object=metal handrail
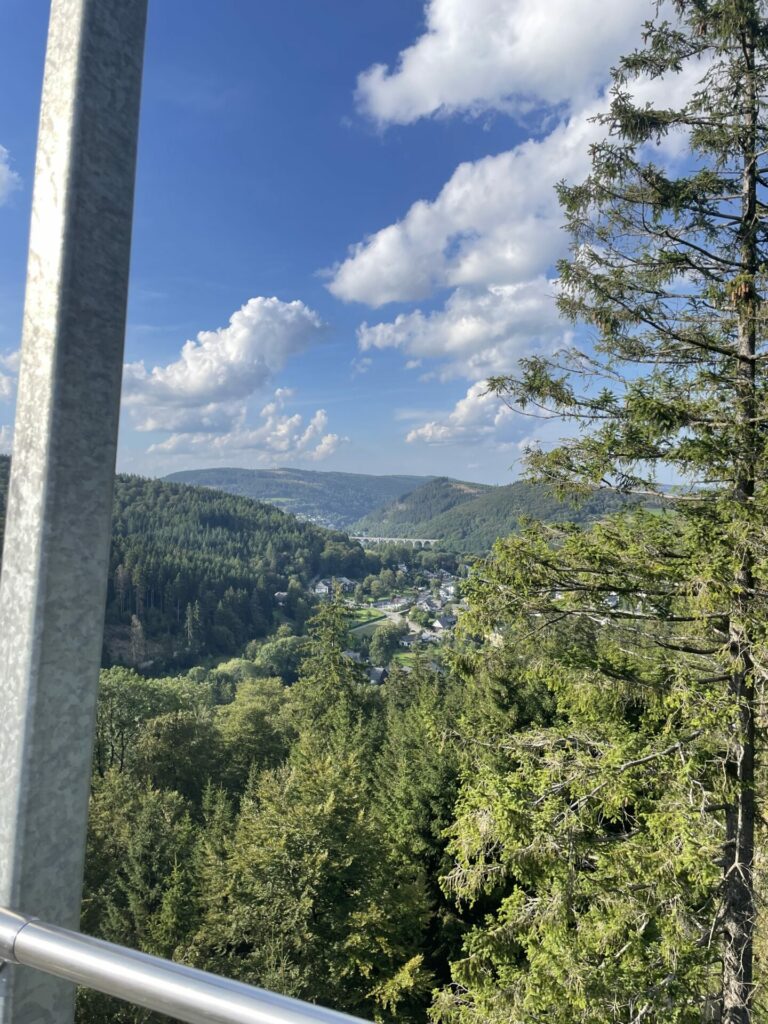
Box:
[0,908,370,1024]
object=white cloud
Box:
[405,382,518,445]
[339,10,708,450]
[123,296,325,434]
[356,0,650,125]
[359,278,569,380]
[0,350,20,374]
[328,108,600,308]
[122,297,345,465]
[405,382,568,457]
[0,350,20,402]
[149,388,345,464]
[0,147,20,205]
[307,432,344,461]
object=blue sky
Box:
[0,0,663,483]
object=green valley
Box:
[163,466,433,528]
[354,475,637,552]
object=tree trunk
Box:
[722,22,758,1023]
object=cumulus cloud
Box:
[338,5,708,450]
[123,297,325,432]
[122,297,344,465]
[332,55,701,313]
[307,431,345,462]
[356,0,650,125]
[0,147,20,205]
[406,383,572,457]
[328,108,600,307]
[149,388,345,464]
[405,383,518,445]
[358,278,569,380]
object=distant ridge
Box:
[354,476,638,552]
[163,467,434,529]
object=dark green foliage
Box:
[78,601,440,1024]
[106,475,366,665]
[355,477,492,535]
[354,476,640,552]
[0,457,369,666]
[374,664,468,985]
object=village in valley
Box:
[278,560,464,684]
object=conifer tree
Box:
[191,731,431,1021]
[184,599,202,655]
[290,591,371,729]
[461,2,768,1020]
[375,666,465,989]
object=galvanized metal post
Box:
[0,2,147,1022]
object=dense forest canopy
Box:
[163,466,638,551]
[78,605,468,1024]
[0,457,438,667]
[353,476,642,552]
[106,474,369,665]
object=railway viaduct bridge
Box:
[351,535,440,549]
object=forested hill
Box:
[0,457,366,667]
[354,476,636,552]
[354,477,491,533]
[163,466,432,528]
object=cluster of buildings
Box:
[313,577,356,597]
[309,566,463,655]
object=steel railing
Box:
[0,908,370,1024]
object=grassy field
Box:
[349,608,388,626]
[391,651,417,668]
[348,608,388,636]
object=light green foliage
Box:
[93,667,213,777]
[245,633,308,684]
[192,730,431,1020]
[438,515,729,1023]
[214,676,293,789]
[369,620,409,667]
[466,3,768,1019]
